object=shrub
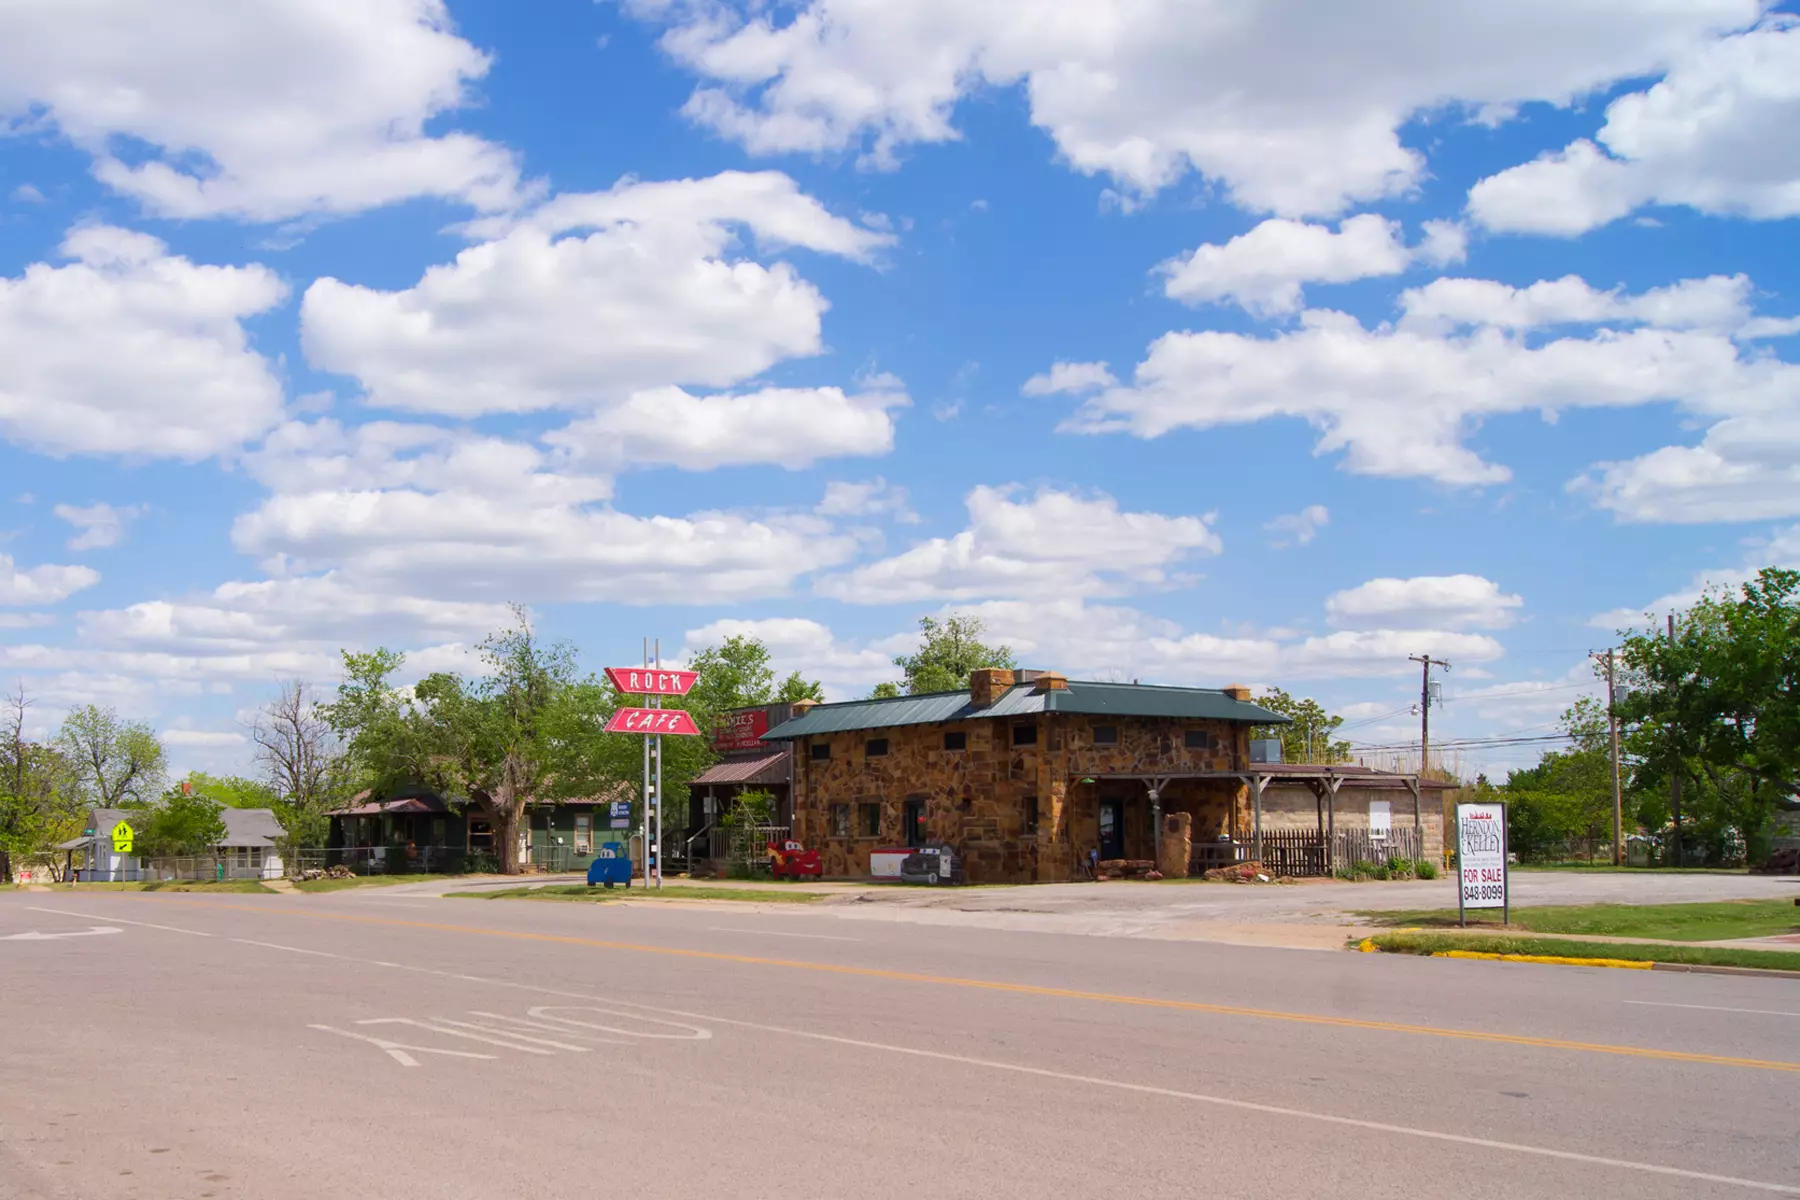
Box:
[1415,858,1439,880]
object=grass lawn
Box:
[292,873,461,894]
[446,884,827,903]
[1361,930,1800,972]
[1512,864,1749,874]
[1359,898,1800,941]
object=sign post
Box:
[605,647,701,891]
[1454,801,1508,927]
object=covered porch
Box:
[1081,764,1433,877]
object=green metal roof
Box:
[761,680,1288,740]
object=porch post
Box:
[1325,774,1344,875]
[1406,775,1423,865]
[1147,782,1163,863]
[1250,773,1266,861]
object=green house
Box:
[325,787,634,875]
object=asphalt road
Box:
[3,888,1798,1200]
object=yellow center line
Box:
[135,896,1799,1074]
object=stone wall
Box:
[792,707,1251,883]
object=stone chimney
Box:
[969,668,1015,708]
[1032,671,1069,692]
[1223,684,1252,701]
[791,699,820,715]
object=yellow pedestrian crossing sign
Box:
[110,821,134,854]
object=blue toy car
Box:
[586,842,633,888]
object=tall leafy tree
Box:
[136,786,227,858]
[1616,567,1800,863]
[888,616,1016,695]
[1,684,79,868]
[55,704,166,809]
[1250,688,1351,763]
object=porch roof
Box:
[691,750,790,787]
[1082,764,1455,790]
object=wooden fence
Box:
[1226,828,1424,878]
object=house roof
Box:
[691,750,790,787]
[761,680,1289,741]
[217,808,285,848]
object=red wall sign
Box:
[605,667,700,696]
[606,707,702,736]
[713,707,772,753]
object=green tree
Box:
[774,672,825,704]
[868,681,902,699]
[1616,568,1800,864]
[889,616,1016,695]
[1501,697,1627,861]
[250,680,345,850]
[180,773,279,809]
[137,786,227,858]
[1249,688,1351,763]
[1,684,80,869]
[55,704,166,808]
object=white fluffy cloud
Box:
[0,0,523,221]
[680,616,899,697]
[1576,413,1800,523]
[629,0,1756,215]
[0,227,287,459]
[1469,20,1800,235]
[1021,361,1117,397]
[301,171,889,418]
[1325,574,1523,631]
[0,554,99,605]
[55,502,146,551]
[1265,505,1329,548]
[234,420,862,604]
[1399,273,1754,334]
[818,485,1221,603]
[546,382,906,472]
[1160,215,1441,316]
[1058,295,1800,502]
[815,478,920,524]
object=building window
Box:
[865,738,889,757]
[858,802,882,838]
[1023,796,1039,836]
[829,804,850,838]
[574,813,592,855]
[1185,729,1213,750]
[1092,725,1118,745]
[429,817,446,847]
[467,819,494,853]
[810,741,831,761]
[943,731,966,751]
[1012,724,1038,747]
[903,798,926,847]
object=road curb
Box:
[1356,937,1800,979]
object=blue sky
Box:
[2,0,1798,780]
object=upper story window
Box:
[1012,724,1038,747]
[1185,729,1213,750]
[810,741,831,761]
[1092,725,1119,745]
[866,738,889,757]
[943,731,967,751]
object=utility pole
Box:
[1593,648,1624,867]
[1409,654,1450,865]
[1667,614,1681,867]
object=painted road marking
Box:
[310,1006,710,1067]
[27,905,213,937]
[1,926,121,940]
[146,897,1800,1076]
[285,940,1797,1193]
[1625,1000,1800,1018]
[705,926,862,941]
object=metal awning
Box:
[691,750,790,787]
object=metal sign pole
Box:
[1456,803,1466,929]
[654,637,663,890]
[1501,801,1510,927]
[641,637,650,884]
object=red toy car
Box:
[767,839,823,879]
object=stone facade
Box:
[792,706,1253,884]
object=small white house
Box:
[217,808,286,880]
[58,807,288,882]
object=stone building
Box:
[762,669,1447,884]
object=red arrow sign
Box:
[605,707,702,736]
[605,667,700,696]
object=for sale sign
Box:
[605,707,701,736]
[1456,802,1508,915]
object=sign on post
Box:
[1455,801,1508,925]
[604,707,702,736]
[110,821,134,855]
[608,800,631,830]
[713,707,772,753]
[604,667,699,697]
